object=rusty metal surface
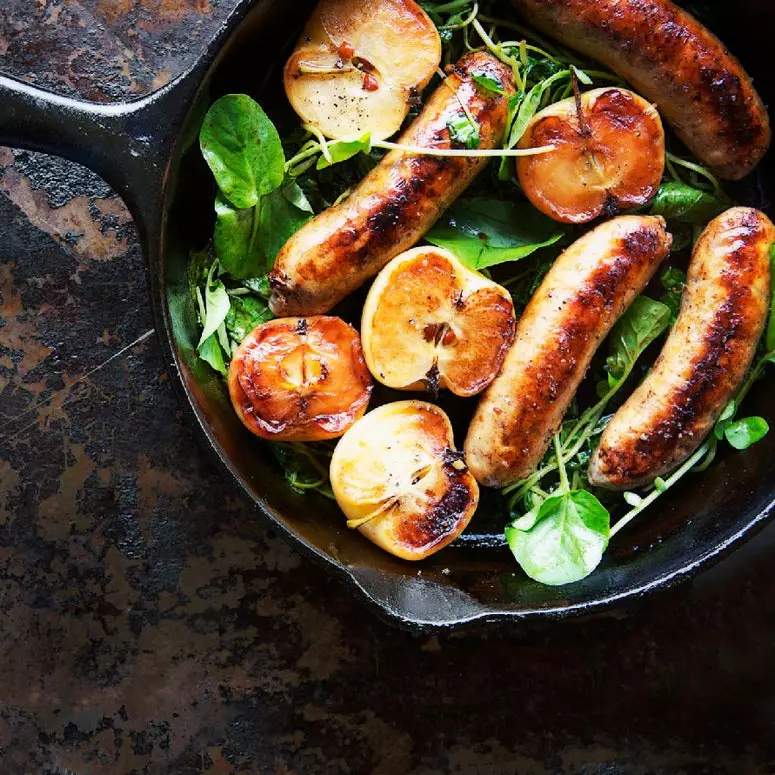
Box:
[2,2,775,773]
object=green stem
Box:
[610,441,711,537]
[554,434,570,493]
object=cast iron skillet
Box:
[1,0,774,631]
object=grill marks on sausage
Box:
[513,0,769,177]
[500,224,665,449]
[596,216,768,484]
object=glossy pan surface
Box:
[0,0,773,630]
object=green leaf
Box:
[766,243,775,352]
[271,442,334,498]
[243,275,272,299]
[505,490,610,586]
[188,245,212,303]
[447,112,480,149]
[472,72,505,95]
[200,94,285,209]
[508,70,570,149]
[724,417,769,450]
[605,296,671,383]
[571,65,593,85]
[425,199,566,270]
[316,132,373,170]
[258,186,314,264]
[714,400,737,439]
[213,194,265,279]
[281,180,314,213]
[198,333,228,376]
[659,267,687,323]
[198,262,231,347]
[649,181,727,225]
[225,294,274,345]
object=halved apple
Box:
[228,316,372,442]
[284,0,441,139]
[361,247,516,397]
[330,400,479,560]
[517,87,665,224]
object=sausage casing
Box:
[464,215,672,488]
[589,207,775,490]
[511,0,771,180]
[269,50,515,316]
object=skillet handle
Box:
[0,72,196,256]
[0,0,259,251]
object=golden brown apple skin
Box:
[517,88,665,224]
[589,208,775,490]
[464,215,672,488]
[511,0,770,180]
[228,316,373,442]
[269,50,516,316]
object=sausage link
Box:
[589,207,774,490]
[269,50,515,316]
[464,215,671,488]
[511,0,770,180]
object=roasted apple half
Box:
[330,401,479,560]
[361,247,516,397]
[228,316,372,442]
[284,0,441,139]
[517,87,665,224]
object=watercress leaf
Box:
[766,243,775,352]
[654,477,667,492]
[659,267,687,323]
[198,263,231,347]
[649,181,727,225]
[213,193,266,279]
[605,296,671,382]
[447,112,480,149]
[472,72,505,95]
[225,294,274,345]
[623,491,642,507]
[507,70,570,149]
[316,132,373,170]
[198,334,228,376]
[425,199,566,269]
[258,186,314,264]
[188,245,212,303]
[724,416,769,450]
[505,490,610,586]
[714,400,737,439]
[571,65,593,86]
[243,275,272,299]
[282,180,314,213]
[200,94,285,209]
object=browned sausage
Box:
[269,50,515,316]
[511,0,771,180]
[464,215,672,488]
[589,207,775,490]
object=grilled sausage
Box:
[464,215,672,488]
[589,207,775,490]
[511,0,771,180]
[269,50,515,316]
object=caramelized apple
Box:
[360,247,516,397]
[284,0,441,139]
[228,316,372,442]
[330,401,479,560]
[517,87,665,224]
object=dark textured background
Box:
[2,2,775,773]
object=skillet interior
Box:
[157,0,775,629]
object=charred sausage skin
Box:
[464,215,672,489]
[511,0,771,180]
[269,50,515,316]
[589,208,775,490]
